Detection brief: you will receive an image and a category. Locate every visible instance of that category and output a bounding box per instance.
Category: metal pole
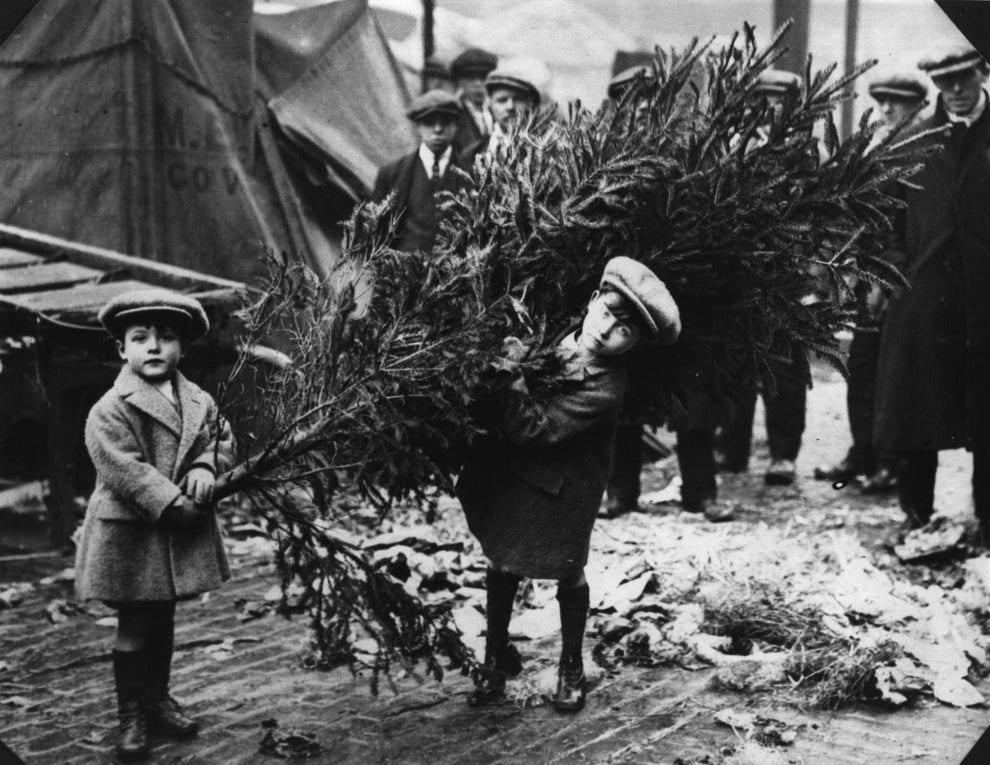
[422,0,435,94]
[773,0,810,76]
[842,0,860,139]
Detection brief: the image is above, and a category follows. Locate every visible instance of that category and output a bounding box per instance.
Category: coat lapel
[174,371,207,473]
[114,366,182,437]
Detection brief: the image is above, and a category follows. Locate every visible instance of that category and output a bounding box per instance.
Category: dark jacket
[371,147,470,252]
[459,137,488,171]
[452,97,485,154]
[75,366,234,602]
[875,95,990,451]
[456,334,627,579]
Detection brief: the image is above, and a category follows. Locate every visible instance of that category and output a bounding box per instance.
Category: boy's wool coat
[457,341,627,579]
[75,365,234,602]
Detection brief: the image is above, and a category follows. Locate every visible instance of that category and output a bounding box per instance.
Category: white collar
[418,143,452,178]
[945,89,988,128]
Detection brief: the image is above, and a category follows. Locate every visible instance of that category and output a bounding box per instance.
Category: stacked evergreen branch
[208,24,938,680]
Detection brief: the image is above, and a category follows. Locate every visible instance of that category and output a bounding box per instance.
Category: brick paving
[3,363,990,763]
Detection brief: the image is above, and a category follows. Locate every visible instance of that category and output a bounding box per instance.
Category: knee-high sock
[485,568,520,660]
[145,602,177,697]
[556,582,590,668]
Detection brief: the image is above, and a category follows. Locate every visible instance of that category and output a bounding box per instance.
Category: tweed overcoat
[457,335,627,579]
[75,365,234,602]
[875,95,990,452]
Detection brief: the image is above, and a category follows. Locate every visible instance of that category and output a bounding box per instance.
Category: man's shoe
[813,458,856,482]
[765,459,796,486]
[703,502,735,523]
[145,693,199,739]
[598,498,638,519]
[551,660,586,712]
[860,466,897,494]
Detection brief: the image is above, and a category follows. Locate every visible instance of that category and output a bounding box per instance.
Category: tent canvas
[0,0,412,282]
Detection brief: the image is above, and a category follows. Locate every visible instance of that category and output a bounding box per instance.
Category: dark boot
[469,569,521,705]
[113,649,150,761]
[553,583,589,712]
[144,614,198,739]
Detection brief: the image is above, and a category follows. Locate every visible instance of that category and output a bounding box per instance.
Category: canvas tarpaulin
[0,0,409,283]
[255,0,417,199]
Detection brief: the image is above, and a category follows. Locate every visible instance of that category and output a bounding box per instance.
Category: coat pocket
[509,461,565,496]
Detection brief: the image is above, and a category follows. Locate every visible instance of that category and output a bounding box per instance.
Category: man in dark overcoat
[371,90,471,253]
[814,69,927,492]
[450,47,498,153]
[874,44,990,538]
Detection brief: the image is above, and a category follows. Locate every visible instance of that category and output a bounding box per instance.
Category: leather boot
[552,657,586,712]
[113,650,150,761]
[144,623,199,739]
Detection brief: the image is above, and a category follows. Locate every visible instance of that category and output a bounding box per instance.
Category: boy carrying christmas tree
[457,257,680,711]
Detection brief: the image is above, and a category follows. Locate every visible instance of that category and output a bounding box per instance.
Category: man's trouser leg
[972,442,990,544]
[606,423,643,509]
[847,328,882,473]
[677,427,717,503]
[764,350,808,462]
[896,450,937,527]
[718,392,756,471]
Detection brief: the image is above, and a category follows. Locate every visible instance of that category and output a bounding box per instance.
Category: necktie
[431,154,441,181]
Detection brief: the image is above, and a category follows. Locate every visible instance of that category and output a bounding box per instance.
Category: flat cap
[450,47,498,78]
[607,64,655,100]
[918,41,986,78]
[752,69,803,97]
[868,70,927,101]
[405,89,462,122]
[99,288,210,340]
[485,65,541,107]
[423,56,450,80]
[600,256,680,345]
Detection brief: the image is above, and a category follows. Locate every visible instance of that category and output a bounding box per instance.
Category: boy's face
[415,115,458,155]
[873,95,920,128]
[579,294,642,357]
[116,322,183,381]
[932,66,986,116]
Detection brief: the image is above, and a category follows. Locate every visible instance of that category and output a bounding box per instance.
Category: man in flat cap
[423,56,453,94]
[814,69,927,494]
[874,42,990,541]
[460,63,541,167]
[450,47,498,153]
[371,90,470,253]
[715,69,816,488]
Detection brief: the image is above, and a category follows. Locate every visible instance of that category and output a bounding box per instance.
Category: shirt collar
[945,89,988,127]
[418,143,452,178]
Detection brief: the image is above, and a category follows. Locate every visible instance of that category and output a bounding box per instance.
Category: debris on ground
[258,718,323,759]
[894,517,968,563]
[0,583,34,609]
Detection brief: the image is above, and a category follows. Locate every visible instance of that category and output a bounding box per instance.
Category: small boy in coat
[75,288,233,760]
[458,257,680,711]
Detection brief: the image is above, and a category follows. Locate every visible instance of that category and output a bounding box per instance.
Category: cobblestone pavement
[2,362,988,763]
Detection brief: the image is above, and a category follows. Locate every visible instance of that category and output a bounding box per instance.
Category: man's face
[415,115,458,154]
[488,86,532,129]
[932,66,986,116]
[456,75,487,107]
[874,95,921,128]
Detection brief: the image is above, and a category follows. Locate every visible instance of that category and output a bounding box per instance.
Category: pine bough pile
[210,24,935,694]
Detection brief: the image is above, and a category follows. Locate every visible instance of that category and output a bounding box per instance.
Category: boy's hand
[179,467,216,503]
[501,336,527,363]
[160,497,207,532]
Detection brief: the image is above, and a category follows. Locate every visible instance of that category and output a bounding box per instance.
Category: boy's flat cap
[600,256,680,345]
[918,42,986,78]
[406,90,462,122]
[451,48,498,77]
[607,64,655,99]
[485,65,541,107]
[752,69,803,96]
[99,288,210,340]
[868,70,927,101]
